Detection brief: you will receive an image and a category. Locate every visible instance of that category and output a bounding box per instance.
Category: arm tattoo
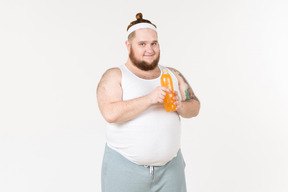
[185,86,199,102]
[171,68,199,102]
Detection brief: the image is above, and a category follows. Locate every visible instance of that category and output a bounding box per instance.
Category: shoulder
[102,67,121,78]
[167,67,186,83]
[97,67,122,89]
[167,67,180,76]
[167,67,192,91]
[99,67,121,82]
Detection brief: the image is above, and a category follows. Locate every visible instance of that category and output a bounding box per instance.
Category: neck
[125,59,161,80]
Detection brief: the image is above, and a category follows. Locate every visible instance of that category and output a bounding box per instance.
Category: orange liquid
[161,71,177,112]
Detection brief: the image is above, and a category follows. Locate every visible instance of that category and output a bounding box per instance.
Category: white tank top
[106,64,182,166]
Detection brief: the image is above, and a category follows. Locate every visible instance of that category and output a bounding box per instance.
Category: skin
[97,28,200,123]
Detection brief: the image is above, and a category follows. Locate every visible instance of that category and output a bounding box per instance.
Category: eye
[152,42,157,46]
[139,43,145,46]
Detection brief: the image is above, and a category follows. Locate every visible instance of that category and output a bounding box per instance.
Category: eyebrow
[138,40,158,43]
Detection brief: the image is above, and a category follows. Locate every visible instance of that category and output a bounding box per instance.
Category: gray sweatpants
[101,145,187,192]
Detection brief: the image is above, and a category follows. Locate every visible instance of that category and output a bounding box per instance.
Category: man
[97,13,200,192]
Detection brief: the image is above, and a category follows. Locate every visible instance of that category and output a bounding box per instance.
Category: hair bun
[136,13,143,20]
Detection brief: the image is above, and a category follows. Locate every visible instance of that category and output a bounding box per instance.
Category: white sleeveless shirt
[106,64,182,166]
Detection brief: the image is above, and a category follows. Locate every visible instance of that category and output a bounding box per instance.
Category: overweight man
[97,13,200,192]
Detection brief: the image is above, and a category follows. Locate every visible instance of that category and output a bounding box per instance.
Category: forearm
[177,99,200,118]
[101,95,152,123]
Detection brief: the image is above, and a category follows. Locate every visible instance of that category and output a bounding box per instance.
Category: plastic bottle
[161,69,177,112]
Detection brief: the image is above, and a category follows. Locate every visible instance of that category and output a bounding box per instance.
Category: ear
[125,40,131,52]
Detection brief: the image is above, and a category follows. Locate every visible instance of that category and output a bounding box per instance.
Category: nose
[145,45,154,54]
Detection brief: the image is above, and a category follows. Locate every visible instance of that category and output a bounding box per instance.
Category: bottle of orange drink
[161,69,177,112]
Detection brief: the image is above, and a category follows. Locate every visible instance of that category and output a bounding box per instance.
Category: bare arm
[97,68,170,123]
[168,67,200,118]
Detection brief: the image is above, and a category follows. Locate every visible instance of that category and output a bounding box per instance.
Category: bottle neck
[162,69,168,74]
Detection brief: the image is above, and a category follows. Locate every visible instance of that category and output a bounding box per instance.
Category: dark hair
[127,13,157,31]
[127,13,157,41]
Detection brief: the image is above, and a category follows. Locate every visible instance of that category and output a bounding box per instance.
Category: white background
[1,0,288,191]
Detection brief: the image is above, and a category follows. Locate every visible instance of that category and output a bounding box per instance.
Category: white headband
[127,23,157,37]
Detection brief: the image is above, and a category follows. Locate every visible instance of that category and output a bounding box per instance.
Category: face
[127,28,160,71]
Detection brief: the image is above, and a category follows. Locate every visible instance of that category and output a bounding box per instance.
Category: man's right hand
[148,86,171,104]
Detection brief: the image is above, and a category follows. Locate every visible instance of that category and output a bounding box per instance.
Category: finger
[161,90,167,96]
[159,98,164,103]
[161,86,171,93]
